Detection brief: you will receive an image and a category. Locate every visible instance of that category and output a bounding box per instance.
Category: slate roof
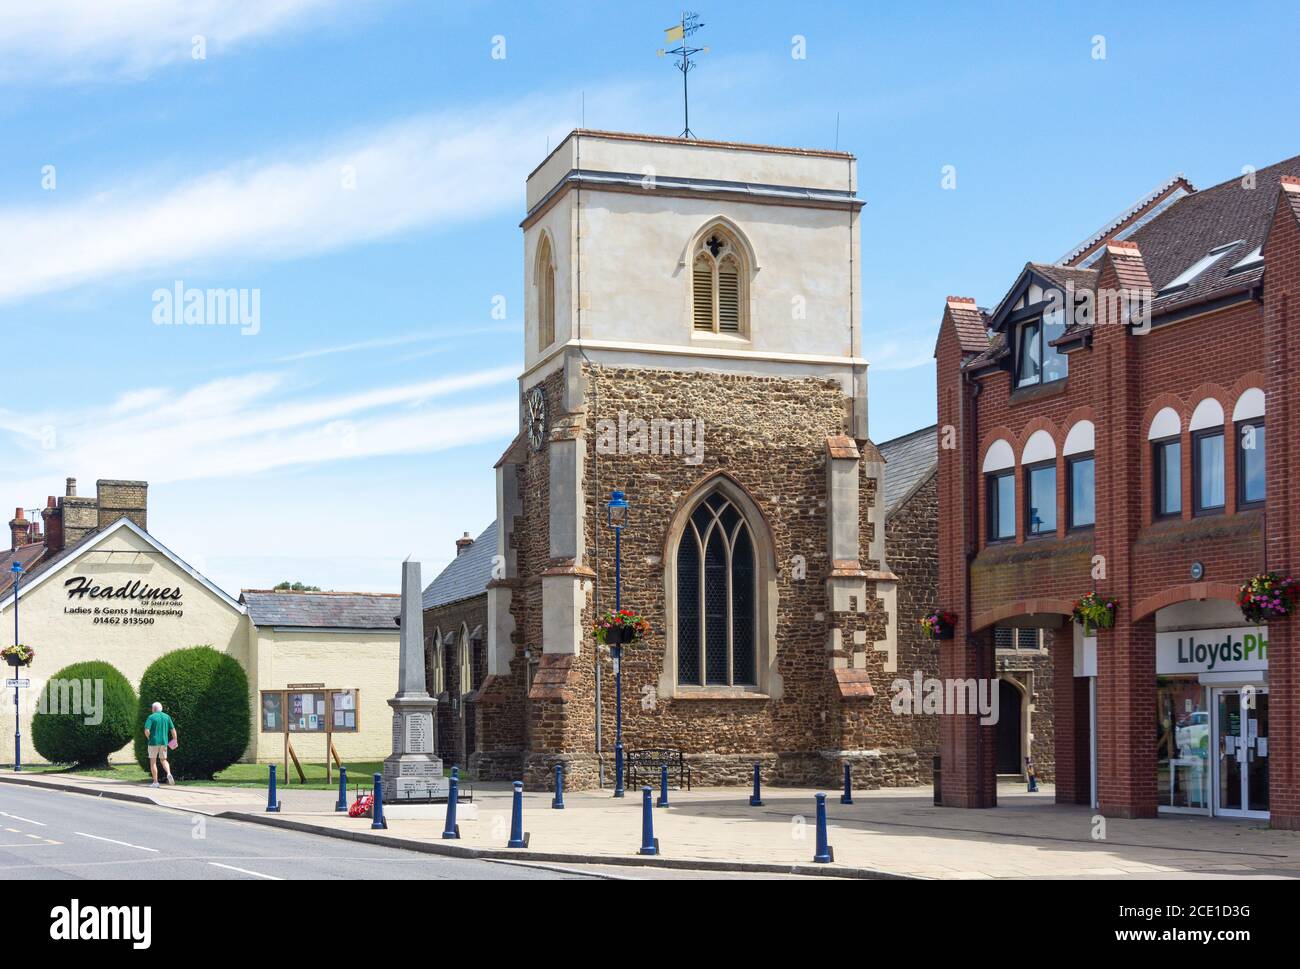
[241,590,400,630]
[422,521,498,610]
[1129,154,1300,315]
[0,543,47,597]
[877,425,938,518]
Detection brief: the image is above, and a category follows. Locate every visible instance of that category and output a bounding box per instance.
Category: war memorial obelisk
[382,558,446,801]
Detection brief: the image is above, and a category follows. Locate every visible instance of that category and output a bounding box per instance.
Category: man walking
[143,701,177,787]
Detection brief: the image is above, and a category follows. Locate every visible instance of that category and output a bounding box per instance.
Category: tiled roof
[1033,263,1097,294]
[877,425,938,518]
[0,543,47,597]
[1057,174,1194,267]
[1131,155,1300,314]
[242,590,400,630]
[944,297,991,354]
[422,521,497,610]
[964,329,1008,371]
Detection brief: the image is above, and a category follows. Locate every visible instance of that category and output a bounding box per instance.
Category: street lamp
[10,559,23,773]
[606,490,630,798]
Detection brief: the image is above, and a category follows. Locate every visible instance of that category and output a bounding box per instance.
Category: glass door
[1214,688,1269,819]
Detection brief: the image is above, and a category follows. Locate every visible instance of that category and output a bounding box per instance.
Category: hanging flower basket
[919,609,956,641]
[1,644,34,668]
[593,609,650,646]
[1237,572,1300,623]
[1072,592,1116,636]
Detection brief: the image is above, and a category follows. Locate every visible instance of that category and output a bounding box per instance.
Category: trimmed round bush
[133,646,250,780]
[32,661,137,768]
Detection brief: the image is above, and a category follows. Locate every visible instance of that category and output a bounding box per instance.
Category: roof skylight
[1225,246,1264,275]
[1158,240,1244,295]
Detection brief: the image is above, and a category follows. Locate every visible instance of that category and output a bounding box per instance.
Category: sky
[1,0,1297,595]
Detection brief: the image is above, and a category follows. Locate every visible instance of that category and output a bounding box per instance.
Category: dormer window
[692,229,746,335]
[1014,309,1068,388]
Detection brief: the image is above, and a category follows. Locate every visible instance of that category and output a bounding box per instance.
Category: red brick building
[935,156,1300,825]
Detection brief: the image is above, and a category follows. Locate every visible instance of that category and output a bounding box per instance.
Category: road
[0,782,590,880]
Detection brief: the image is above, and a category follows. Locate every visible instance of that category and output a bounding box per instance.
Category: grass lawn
[17,760,458,790]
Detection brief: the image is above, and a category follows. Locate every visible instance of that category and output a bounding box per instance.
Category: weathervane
[657,12,708,138]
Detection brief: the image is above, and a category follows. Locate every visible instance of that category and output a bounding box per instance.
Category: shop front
[1156,623,1269,819]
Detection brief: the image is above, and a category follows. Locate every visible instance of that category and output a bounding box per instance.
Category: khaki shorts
[147,744,169,760]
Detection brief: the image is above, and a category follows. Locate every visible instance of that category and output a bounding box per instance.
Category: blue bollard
[840,763,853,805]
[813,792,833,863]
[507,780,528,848]
[442,775,460,839]
[371,773,387,830]
[265,764,281,813]
[335,766,348,812]
[656,763,670,808]
[639,786,659,856]
[451,765,460,781]
[552,763,565,809]
[749,762,764,807]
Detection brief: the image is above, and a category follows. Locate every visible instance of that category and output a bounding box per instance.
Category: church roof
[422,520,498,611]
[878,425,938,518]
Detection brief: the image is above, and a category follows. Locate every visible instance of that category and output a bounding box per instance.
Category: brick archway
[971,597,1075,633]
[1131,582,1241,622]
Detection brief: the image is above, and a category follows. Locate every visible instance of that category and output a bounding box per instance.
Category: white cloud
[0,364,520,494]
[0,91,630,304]
[865,326,938,371]
[0,0,355,81]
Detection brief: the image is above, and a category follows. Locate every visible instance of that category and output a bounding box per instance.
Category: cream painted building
[0,481,402,767]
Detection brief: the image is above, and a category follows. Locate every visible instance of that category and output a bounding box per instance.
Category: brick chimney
[62,476,97,547]
[9,508,29,550]
[96,479,148,532]
[41,496,63,554]
[455,531,475,556]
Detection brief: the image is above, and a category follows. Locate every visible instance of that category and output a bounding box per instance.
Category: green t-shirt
[144,712,175,746]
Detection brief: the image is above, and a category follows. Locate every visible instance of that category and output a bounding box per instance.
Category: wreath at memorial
[919,609,956,640]
[593,608,650,646]
[1071,592,1116,635]
[1237,571,1300,623]
[1,644,34,667]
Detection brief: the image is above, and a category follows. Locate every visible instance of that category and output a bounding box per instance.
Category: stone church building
[426,130,950,790]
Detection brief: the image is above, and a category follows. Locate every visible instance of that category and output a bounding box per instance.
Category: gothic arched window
[458,623,473,696]
[430,630,445,695]
[675,491,757,686]
[691,227,746,335]
[536,233,556,351]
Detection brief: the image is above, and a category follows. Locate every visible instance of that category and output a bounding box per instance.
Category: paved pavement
[6,771,1300,879]
[0,782,588,880]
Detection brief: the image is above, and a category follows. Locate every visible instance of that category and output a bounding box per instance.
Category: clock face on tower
[525,386,547,452]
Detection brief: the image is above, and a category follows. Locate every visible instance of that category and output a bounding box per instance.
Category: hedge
[31,660,137,767]
[133,646,249,780]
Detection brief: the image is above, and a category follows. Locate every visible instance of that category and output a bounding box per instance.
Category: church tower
[476,131,911,789]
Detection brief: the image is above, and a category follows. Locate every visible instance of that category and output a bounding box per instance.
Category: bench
[625,748,692,791]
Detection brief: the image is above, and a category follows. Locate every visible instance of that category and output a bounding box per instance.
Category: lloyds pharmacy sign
[1155,627,1268,675]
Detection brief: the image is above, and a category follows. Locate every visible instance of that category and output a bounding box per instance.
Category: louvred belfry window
[691,229,747,335]
[676,492,757,686]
